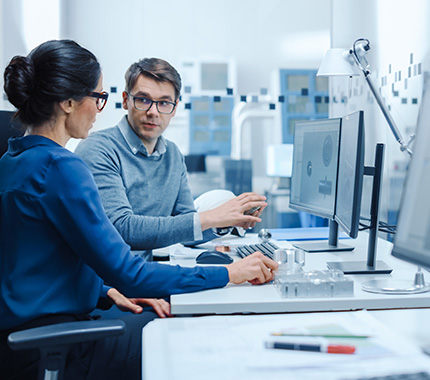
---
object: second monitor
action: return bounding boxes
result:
[290,111,365,252]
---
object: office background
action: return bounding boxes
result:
[0,0,427,232]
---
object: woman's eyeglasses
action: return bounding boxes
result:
[88,91,109,111]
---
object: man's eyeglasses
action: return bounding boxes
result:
[127,92,176,114]
[88,91,109,111]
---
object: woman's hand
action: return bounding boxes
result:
[107,288,171,318]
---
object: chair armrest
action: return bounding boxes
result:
[8,319,125,351]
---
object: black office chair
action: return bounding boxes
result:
[8,319,126,380]
[0,110,24,157]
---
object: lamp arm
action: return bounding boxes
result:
[364,73,412,156]
[350,40,413,156]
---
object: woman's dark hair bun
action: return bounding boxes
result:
[3,55,35,110]
[3,40,101,126]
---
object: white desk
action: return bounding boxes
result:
[142,308,430,380]
[169,232,430,315]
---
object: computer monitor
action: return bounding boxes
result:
[391,72,430,274]
[290,118,341,220]
[360,79,430,292]
[335,111,365,239]
[290,117,356,252]
[0,111,23,157]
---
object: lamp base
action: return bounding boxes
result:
[362,280,430,294]
[362,268,430,294]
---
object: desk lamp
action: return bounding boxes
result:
[318,39,429,294]
[317,38,414,156]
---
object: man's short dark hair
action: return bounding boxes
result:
[125,58,181,100]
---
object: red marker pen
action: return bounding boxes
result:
[265,341,356,354]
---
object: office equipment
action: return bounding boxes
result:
[0,110,24,157]
[290,111,391,273]
[290,116,352,252]
[8,319,125,380]
[236,240,279,259]
[265,341,356,354]
[196,250,233,264]
[318,38,414,156]
[362,71,430,294]
[326,112,392,274]
[275,270,354,298]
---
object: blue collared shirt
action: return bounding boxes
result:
[0,135,228,330]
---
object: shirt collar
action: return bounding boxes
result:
[7,135,62,155]
[118,115,167,157]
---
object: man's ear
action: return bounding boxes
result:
[58,99,74,115]
[122,91,129,110]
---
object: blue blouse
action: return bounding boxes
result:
[0,136,228,330]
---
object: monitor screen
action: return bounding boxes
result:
[335,111,365,238]
[0,111,23,157]
[392,102,430,268]
[290,118,341,219]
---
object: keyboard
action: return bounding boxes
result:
[347,372,430,380]
[235,241,279,260]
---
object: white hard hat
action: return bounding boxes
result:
[194,189,236,212]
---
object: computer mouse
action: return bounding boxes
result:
[196,250,233,264]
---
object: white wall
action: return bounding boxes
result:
[58,0,331,177]
[1,0,331,190]
[330,0,430,221]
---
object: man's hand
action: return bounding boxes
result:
[226,252,278,285]
[107,288,171,318]
[199,192,267,231]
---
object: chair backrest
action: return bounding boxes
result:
[0,110,24,157]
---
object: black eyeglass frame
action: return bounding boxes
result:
[126,92,177,114]
[88,91,109,111]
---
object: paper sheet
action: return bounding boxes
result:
[150,310,430,380]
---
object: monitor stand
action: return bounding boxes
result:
[293,219,354,253]
[327,144,392,275]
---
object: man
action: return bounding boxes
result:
[76,58,266,260]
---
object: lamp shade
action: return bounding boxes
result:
[317,48,360,77]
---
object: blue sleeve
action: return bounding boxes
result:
[101,284,111,298]
[42,155,229,298]
[76,138,196,250]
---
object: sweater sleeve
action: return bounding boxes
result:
[75,136,196,249]
[42,154,229,298]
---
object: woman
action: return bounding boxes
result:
[0,40,276,379]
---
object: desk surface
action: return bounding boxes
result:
[169,232,430,315]
[142,308,430,380]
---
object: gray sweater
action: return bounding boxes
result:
[75,116,202,260]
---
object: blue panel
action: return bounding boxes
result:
[279,69,329,144]
[189,96,234,156]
